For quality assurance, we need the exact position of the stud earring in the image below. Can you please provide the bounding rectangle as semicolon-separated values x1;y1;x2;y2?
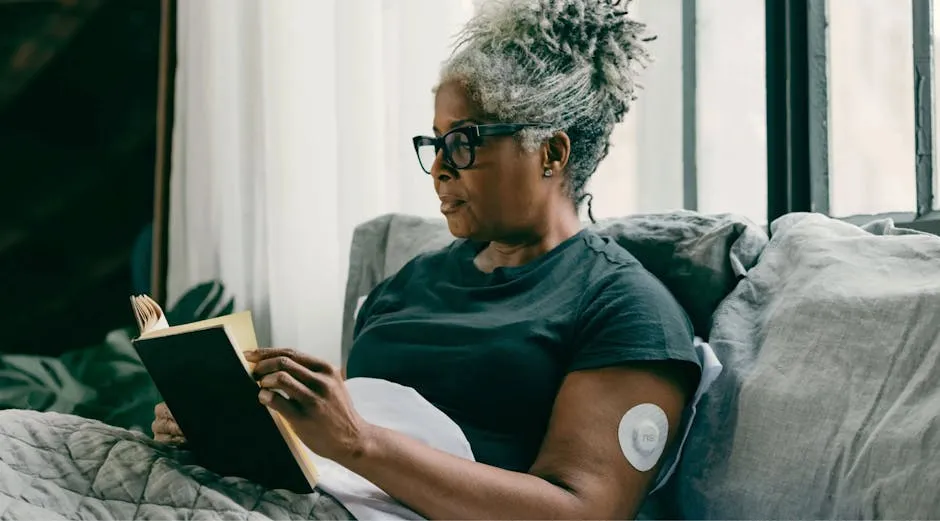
543;169;553;177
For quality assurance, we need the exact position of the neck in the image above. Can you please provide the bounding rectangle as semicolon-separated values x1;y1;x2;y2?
478;210;583;271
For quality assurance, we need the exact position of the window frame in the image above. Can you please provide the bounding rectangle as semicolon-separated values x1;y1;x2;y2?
760;0;940;235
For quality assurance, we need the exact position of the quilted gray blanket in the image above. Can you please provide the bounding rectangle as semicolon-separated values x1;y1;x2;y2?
0;410;353;520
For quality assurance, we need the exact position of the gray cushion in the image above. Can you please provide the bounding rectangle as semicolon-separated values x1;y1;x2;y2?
341;211;768;364
674;212;940;519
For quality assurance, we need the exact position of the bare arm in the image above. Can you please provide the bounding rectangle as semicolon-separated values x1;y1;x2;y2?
250;348;694;520
341;362;692;520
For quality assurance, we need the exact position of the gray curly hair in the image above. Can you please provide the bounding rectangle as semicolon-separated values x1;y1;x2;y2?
438;0;651;214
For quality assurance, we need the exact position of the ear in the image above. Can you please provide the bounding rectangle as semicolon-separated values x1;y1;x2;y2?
542;131;571;175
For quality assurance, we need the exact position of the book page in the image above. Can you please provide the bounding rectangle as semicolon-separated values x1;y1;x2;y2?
131;295;170;334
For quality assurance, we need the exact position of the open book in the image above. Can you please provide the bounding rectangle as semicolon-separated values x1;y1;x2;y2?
130;295;319;493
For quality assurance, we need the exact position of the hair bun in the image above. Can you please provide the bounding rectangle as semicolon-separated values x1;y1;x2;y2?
461;0;650;113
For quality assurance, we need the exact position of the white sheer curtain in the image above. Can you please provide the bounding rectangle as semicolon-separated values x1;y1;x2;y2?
167;0;475;364
167;0;689;364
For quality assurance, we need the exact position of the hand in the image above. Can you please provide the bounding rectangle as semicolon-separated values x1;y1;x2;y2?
152;402;187;445
245;348;371;464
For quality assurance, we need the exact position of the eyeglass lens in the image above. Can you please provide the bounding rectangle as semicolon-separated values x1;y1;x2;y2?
418;131;473;173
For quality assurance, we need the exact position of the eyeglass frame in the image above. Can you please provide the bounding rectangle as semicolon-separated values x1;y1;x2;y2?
412;123;546;175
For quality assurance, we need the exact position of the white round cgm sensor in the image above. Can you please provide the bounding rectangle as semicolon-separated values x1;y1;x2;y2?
617;403;669;472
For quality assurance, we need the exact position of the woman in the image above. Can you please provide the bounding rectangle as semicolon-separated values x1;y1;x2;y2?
155;0;701;518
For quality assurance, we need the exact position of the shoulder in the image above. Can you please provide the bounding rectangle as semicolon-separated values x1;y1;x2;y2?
354;239;463;316
570;231;699;373
353;239;463;331
577;230;669;295
579;229;642;267
575;231;672;301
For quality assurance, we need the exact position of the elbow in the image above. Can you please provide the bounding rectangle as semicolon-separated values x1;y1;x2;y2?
549;495;624;521
536;476;605;520
536;475;639;520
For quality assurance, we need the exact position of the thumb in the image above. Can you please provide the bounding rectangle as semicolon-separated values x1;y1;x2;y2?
259;389;303;421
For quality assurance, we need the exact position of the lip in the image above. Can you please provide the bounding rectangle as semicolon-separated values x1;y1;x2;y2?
438;195;465;215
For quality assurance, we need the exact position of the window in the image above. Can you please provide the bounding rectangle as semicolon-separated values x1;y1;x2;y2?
764;0;940;233
696;0;767;224
932;0;940;212
592;0;772;225
471;0;940;232
590;0;685;220
829;0;916;217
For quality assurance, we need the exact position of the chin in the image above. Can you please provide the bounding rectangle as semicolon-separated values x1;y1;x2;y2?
444;216;473;239
446;217;496;243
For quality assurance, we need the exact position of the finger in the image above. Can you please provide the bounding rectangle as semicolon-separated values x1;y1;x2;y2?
251;355;330;390
153;416;184;437
245;348;336;375
153;420;181;440
247;348;336;375
259;388;303;421
258;370;323;404
165;419;184;437
155;403;178;424
156;434;188;446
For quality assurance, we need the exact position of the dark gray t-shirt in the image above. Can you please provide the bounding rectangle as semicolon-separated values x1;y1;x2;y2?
347;229;700;472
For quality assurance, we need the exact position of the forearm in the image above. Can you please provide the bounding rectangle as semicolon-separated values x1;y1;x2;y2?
338;424;585;520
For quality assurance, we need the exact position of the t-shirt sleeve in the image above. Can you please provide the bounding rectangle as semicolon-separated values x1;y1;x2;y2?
569;267;701;375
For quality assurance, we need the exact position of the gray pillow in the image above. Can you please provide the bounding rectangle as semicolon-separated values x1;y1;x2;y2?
674;212;940;519
592;211;768;339
341;211;768;363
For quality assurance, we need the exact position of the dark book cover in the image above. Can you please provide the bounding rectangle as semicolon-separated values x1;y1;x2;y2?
133;325;316;493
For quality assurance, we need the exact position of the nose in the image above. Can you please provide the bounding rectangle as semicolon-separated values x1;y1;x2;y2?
430;149;456;182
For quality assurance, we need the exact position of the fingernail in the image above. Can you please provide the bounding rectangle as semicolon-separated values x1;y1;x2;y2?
259;389;273;404
244;350;259;360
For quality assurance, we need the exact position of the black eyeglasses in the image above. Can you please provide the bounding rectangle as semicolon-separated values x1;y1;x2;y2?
412;123;544;175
